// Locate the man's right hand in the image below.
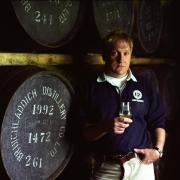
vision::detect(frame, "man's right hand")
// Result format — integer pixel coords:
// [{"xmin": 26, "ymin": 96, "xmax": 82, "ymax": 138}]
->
[{"xmin": 112, "ymin": 116, "xmax": 133, "ymax": 134}]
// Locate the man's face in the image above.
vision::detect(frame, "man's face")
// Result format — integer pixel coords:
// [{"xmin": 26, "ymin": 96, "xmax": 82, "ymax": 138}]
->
[{"xmin": 107, "ymin": 39, "xmax": 132, "ymax": 76}]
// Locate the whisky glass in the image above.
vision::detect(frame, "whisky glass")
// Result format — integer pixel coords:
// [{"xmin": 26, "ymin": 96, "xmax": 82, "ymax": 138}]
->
[{"xmin": 119, "ymin": 102, "xmax": 132, "ymax": 118}]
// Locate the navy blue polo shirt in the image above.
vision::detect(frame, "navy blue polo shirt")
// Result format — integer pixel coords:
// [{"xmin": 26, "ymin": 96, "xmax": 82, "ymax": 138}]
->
[{"xmin": 77, "ymin": 71, "xmax": 166, "ymax": 155}]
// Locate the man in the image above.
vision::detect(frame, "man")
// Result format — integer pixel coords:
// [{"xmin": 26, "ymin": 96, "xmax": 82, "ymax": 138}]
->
[{"xmin": 77, "ymin": 32, "xmax": 166, "ymax": 180}]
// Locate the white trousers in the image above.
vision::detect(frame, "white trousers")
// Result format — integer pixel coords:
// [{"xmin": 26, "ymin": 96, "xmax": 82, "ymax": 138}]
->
[{"xmin": 91, "ymin": 156, "xmax": 155, "ymax": 180}]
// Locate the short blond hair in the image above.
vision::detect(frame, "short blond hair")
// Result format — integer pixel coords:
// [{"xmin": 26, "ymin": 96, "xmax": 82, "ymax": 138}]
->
[{"xmin": 102, "ymin": 31, "xmax": 133, "ymax": 62}]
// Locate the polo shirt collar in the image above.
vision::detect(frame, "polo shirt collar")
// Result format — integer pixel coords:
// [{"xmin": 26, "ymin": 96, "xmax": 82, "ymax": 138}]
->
[{"xmin": 97, "ymin": 69, "xmax": 137, "ymax": 83}]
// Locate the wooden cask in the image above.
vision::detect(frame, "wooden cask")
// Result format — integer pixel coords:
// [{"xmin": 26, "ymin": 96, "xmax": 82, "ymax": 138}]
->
[
  {"xmin": 93, "ymin": 0, "xmax": 134, "ymax": 38},
  {"xmin": 11, "ymin": 0, "xmax": 85, "ymax": 48},
  {"xmin": 133, "ymin": 0, "xmax": 163, "ymax": 55},
  {"xmin": 0, "ymin": 68, "xmax": 74, "ymax": 179}
]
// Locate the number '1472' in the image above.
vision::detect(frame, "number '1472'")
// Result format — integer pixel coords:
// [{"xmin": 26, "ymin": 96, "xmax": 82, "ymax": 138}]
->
[{"xmin": 28, "ymin": 132, "xmax": 51, "ymax": 143}]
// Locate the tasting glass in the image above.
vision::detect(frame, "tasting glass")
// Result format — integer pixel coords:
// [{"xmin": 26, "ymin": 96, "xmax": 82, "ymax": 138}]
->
[{"xmin": 119, "ymin": 102, "xmax": 132, "ymax": 118}]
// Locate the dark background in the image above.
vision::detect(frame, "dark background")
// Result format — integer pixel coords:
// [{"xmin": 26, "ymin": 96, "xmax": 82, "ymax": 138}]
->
[
  {"xmin": 0, "ymin": 0, "xmax": 179, "ymax": 180},
  {"xmin": 0, "ymin": 0, "xmax": 178, "ymax": 58}
]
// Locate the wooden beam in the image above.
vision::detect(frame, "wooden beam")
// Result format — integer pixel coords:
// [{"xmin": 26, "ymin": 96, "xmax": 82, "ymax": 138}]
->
[
  {"xmin": 85, "ymin": 53, "xmax": 175, "ymax": 65},
  {"xmin": 0, "ymin": 52, "xmax": 176, "ymax": 65},
  {"xmin": 0, "ymin": 52, "xmax": 73, "ymax": 65}
]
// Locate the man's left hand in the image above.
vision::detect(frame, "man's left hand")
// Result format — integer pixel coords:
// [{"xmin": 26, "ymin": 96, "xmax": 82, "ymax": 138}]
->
[{"xmin": 134, "ymin": 148, "xmax": 160, "ymax": 164}]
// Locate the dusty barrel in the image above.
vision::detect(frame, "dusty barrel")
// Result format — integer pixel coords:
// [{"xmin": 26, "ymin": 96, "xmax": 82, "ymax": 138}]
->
[
  {"xmin": 11, "ymin": 0, "xmax": 85, "ymax": 48},
  {"xmin": 93, "ymin": 0, "xmax": 134, "ymax": 38},
  {"xmin": 133, "ymin": 0, "xmax": 163, "ymax": 55},
  {"xmin": 0, "ymin": 68, "xmax": 74, "ymax": 180}
]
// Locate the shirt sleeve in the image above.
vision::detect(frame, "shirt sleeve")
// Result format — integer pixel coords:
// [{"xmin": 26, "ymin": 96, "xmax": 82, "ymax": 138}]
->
[{"xmin": 145, "ymin": 75, "xmax": 166, "ymax": 130}]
